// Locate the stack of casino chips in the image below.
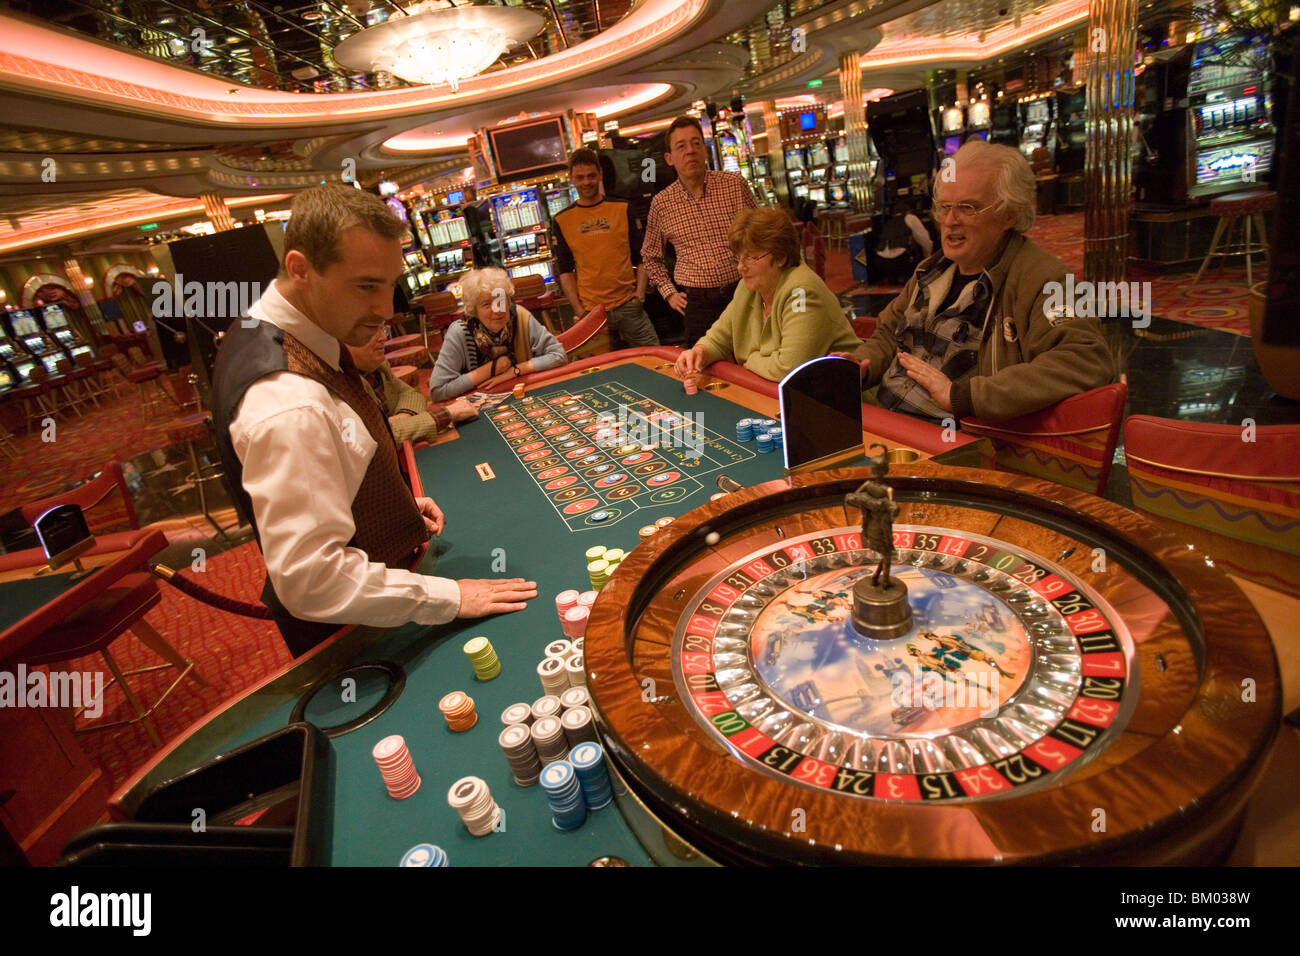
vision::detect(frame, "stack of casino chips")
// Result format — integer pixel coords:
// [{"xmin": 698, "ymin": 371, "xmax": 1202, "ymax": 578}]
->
[
  {"xmin": 587, "ymin": 558, "xmax": 610, "ymax": 590},
  {"xmin": 573, "ymin": 637, "xmax": 585, "ymax": 655},
  {"xmin": 735, "ymin": 418, "xmax": 755, "ymax": 442},
  {"xmin": 544, "ymin": 639, "xmax": 574, "ymax": 662},
  {"xmin": 498, "ymin": 723, "xmax": 543, "ymax": 786},
  {"xmin": 463, "ymin": 636, "xmax": 500, "ymax": 681},
  {"xmin": 683, "ymin": 377, "xmax": 698, "ymax": 396},
  {"xmin": 554, "ymin": 589, "xmax": 580, "ymax": 624},
  {"xmin": 501, "ymin": 702, "xmax": 533, "ymax": 727},
  {"xmin": 447, "ymin": 776, "xmax": 500, "ymax": 837},
  {"xmin": 372, "ymin": 734, "xmax": 421, "ymax": 799},
  {"xmin": 559, "ymin": 686, "xmax": 589, "ymax": 711},
  {"xmin": 530, "ymin": 715, "xmax": 569, "ymax": 764},
  {"xmin": 531, "ymin": 694, "xmax": 562, "ymax": 722},
  {"xmin": 540, "ymin": 760, "xmax": 587, "ymax": 831},
  {"xmin": 564, "ymin": 654, "xmax": 586, "ymax": 687},
  {"xmin": 638, "ymin": 523, "xmax": 658, "ymax": 539},
  {"xmin": 560, "ymin": 704, "xmax": 598, "ymax": 748},
  {"xmin": 570, "ymin": 742, "xmax": 614, "ymax": 810},
  {"xmin": 537, "ymin": 656, "xmax": 569, "ymax": 696},
  {"xmin": 400, "ymin": 844, "xmax": 449, "ymax": 867},
  {"xmin": 578, "ymin": 591, "xmax": 597, "ymax": 611},
  {"xmin": 439, "ymin": 691, "xmax": 477, "ymax": 732},
  {"xmin": 656, "ymin": 517, "xmax": 674, "ymax": 530},
  {"xmin": 562, "ymin": 606, "xmax": 588, "ymax": 640}
]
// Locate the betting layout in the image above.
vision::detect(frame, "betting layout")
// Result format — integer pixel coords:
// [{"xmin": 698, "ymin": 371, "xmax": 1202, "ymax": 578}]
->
[
  {"xmin": 486, "ymin": 379, "xmax": 756, "ymax": 532},
  {"xmin": 674, "ymin": 525, "xmax": 1134, "ymax": 802}
]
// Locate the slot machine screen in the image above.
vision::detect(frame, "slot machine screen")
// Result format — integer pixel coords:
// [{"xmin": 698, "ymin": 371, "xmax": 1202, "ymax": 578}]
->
[
  {"xmin": 808, "ymin": 187, "xmax": 826, "ymax": 203},
  {"xmin": 968, "ymin": 130, "xmax": 989, "ymax": 141},
  {"xmin": 809, "ymin": 144, "xmax": 830, "ymax": 166},
  {"xmin": 811, "ymin": 167, "xmax": 827, "ymax": 185},
  {"xmin": 0, "ymin": 341, "xmax": 18, "ymax": 361},
  {"xmin": 41, "ymin": 305, "xmax": 68, "ymax": 330},
  {"xmin": 785, "ymin": 151, "xmax": 804, "ymax": 170},
  {"xmin": 789, "ymin": 168, "xmax": 805, "ymax": 184},
  {"xmin": 0, "ymin": 369, "xmax": 11, "ymax": 389},
  {"xmin": 944, "ymin": 135, "xmax": 962, "ymax": 155},
  {"xmin": 11, "ymin": 311, "xmax": 39, "ymax": 336},
  {"xmin": 446, "ymin": 190, "xmax": 464, "ymax": 205},
  {"xmin": 794, "ymin": 184, "xmax": 809, "ymax": 199},
  {"xmin": 41, "ymin": 354, "xmax": 61, "ymax": 374},
  {"xmin": 799, "ymin": 111, "xmax": 817, "ymax": 132},
  {"xmin": 967, "ymin": 102, "xmax": 991, "ymax": 128},
  {"xmin": 942, "ymin": 107, "xmax": 965, "ymax": 133},
  {"xmin": 829, "ymin": 185, "xmax": 847, "ymax": 203},
  {"xmin": 833, "ymin": 164, "xmax": 847, "ymax": 180},
  {"xmin": 15, "ymin": 360, "xmax": 37, "ymax": 382},
  {"xmin": 71, "ymin": 345, "xmax": 94, "ymax": 361}
]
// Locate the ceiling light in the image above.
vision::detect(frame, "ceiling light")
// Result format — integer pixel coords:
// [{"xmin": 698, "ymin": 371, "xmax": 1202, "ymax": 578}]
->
[{"xmin": 334, "ymin": 5, "xmax": 542, "ymax": 93}]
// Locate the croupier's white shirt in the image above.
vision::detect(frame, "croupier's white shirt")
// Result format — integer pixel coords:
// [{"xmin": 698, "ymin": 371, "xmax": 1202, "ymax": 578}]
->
[{"xmin": 229, "ymin": 281, "xmax": 461, "ymax": 627}]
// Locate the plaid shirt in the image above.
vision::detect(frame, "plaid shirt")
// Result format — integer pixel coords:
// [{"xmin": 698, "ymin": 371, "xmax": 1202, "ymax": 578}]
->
[
  {"xmin": 876, "ymin": 261, "xmax": 991, "ymax": 423},
  {"xmin": 641, "ymin": 170, "xmax": 758, "ymax": 296}
]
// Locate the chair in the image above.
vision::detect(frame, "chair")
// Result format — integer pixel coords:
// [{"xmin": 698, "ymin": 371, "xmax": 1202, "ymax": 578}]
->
[
  {"xmin": 110, "ymin": 352, "xmax": 169, "ymax": 420},
  {"xmin": 512, "ymin": 274, "xmax": 564, "ymax": 335},
  {"xmin": 21, "ymin": 460, "xmax": 140, "ymax": 536},
  {"xmin": 51, "ymin": 357, "xmax": 96, "ymax": 415},
  {"xmin": 165, "ymin": 413, "xmax": 234, "ymax": 541},
  {"xmin": 74, "ymin": 351, "xmax": 114, "ymax": 405},
  {"xmin": 9, "ymin": 366, "xmax": 57, "ymax": 433},
  {"xmin": 1194, "ymin": 190, "xmax": 1275, "ymax": 285},
  {"xmin": 417, "ymin": 291, "xmax": 462, "ymax": 334},
  {"xmin": 959, "ymin": 383, "xmax": 1128, "ymax": 496},
  {"xmin": 851, "ymin": 316, "xmax": 877, "ymax": 340},
  {"xmin": 1123, "ymin": 415, "xmax": 1300, "ymax": 598},
  {"xmin": 819, "ymin": 209, "xmax": 849, "ymax": 251},
  {"xmin": 556, "ymin": 306, "xmax": 606, "ymax": 359}
]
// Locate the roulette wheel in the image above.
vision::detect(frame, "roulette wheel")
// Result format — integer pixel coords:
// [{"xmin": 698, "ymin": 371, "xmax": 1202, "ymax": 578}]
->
[{"xmin": 585, "ymin": 463, "xmax": 1280, "ymax": 865}]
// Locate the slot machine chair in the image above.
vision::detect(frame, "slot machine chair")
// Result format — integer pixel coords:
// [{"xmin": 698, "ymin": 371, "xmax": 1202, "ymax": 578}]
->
[
  {"xmin": 1194, "ymin": 190, "xmax": 1275, "ymax": 286},
  {"xmin": 511, "ymin": 273, "xmax": 566, "ymax": 336}
]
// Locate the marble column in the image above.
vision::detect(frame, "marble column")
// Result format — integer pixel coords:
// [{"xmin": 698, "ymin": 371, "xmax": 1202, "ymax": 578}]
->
[
  {"xmin": 1084, "ymin": 0, "xmax": 1137, "ymax": 283},
  {"xmin": 839, "ymin": 51, "xmax": 873, "ymax": 214}
]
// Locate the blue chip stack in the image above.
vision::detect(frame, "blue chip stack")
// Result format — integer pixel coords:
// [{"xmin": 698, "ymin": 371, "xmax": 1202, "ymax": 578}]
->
[
  {"xmin": 540, "ymin": 760, "xmax": 587, "ymax": 831},
  {"xmin": 400, "ymin": 843, "xmax": 449, "ymax": 867},
  {"xmin": 735, "ymin": 418, "xmax": 754, "ymax": 442},
  {"xmin": 569, "ymin": 742, "xmax": 614, "ymax": 810},
  {"xmin": 766, "ymin": 426, "xmax": 783, "ymax": 445},
  {"xmin": 758, "ymin": 418, "xmax": 778, "ymax": 431},
  {"xmin": 756, "ymin": 432, "xmax": 774, "ymax": 453}
]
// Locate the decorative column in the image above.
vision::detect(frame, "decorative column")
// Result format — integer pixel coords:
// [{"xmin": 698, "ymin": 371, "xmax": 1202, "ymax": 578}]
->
[
  {"xmin": 201, "ymin": 192, "xmax": 236, "ymax": 232},
  {"xmin": 1083, "ymin": 0, "xmax": 1137, "ymax": 283},
  {"xmin": 761, "ymin": 100, "xmax": 789, "ymax": 208},
  {"xmin": 839, "ymin": 51, "xmax": 873, "ymax": 214},
  {"xmin": 60, "ymin": 256, "xmax": 108, "ymax": 338}
]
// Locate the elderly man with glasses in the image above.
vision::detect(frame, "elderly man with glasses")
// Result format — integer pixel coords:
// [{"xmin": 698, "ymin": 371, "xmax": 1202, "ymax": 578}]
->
[{"xmin": 855, "ymin": 140, "xmax": 1112, "ymax": 424}]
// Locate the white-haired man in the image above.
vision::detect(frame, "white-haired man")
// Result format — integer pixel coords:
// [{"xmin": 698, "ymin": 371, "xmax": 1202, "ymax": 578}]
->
[{"xmin": 855, "ymin": 141, "xmax": 1112, "ymax": 423}]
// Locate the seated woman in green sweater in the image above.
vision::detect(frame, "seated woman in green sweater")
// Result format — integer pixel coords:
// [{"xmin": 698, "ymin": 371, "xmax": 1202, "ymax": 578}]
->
[{"xmin": 674, "ymin": 207, "xmax": 861, "ymax": 382}]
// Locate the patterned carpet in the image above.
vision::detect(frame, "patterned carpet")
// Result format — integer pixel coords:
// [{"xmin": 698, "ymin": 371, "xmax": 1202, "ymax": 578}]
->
[{"xmin": 830, "ymin": 211, "xmax": 1253, "ymax": 336}]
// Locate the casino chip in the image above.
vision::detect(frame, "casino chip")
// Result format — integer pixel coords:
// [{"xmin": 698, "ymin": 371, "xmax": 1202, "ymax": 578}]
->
[
  {"xmin": 538, "ymin": 656, "xmax": 569, "ymax": 696},
  {"xmin": 569, "ymin": 742, "xmax": 614, "ymax": 811},
  {"xmin": 373, "ymin": 735, "xmax": 421, "ymax": 800},
  {"xmin": 561, "ymin": 606, "xmax": 589, "ymax": 640},
  {"xmin": 531, "ymin": 715, "xmax": 569, "ymax": 765},
  {"xmin": 540, "ymin": 760, "xmax": 587, "ymax": 831},
  {"xmin": 564, "ymin": 654, "xmax": 586, "ymax": 688},
  {"xmin": 559, "ymin": 686, "xmax": 589, "ymax": 711},
  {"xmin": 501, "ymin": 702, "xmax": 533, "ymax": 727},
  {"xmin": 544, "ymin": 639, "xmax": 574, "ymax": 661},
  {"xmin": 590, "ymin": 510, "xmax": 612, "ymax": 523},
  {"xmin": 560, "ymin": 704, "xmax": 598, "ymax": 748},
  {"xmin": 463, "ymin": 636, "xmax": 501, "ymax": 681},
  {"xmin": 655, "ymin": 516, "xmax": 674, "ymax": 528},
  {"xmin": 531, "ymin": 694, "xmax": 563, "ymax": 721},
  {"xmin": 638, "ymin": 524, "xmax": 657, "ymax": 538},
  {"xmin": 400, "ymin": 844, "xmax": 448, "ymax": 867},
  {"xmin": 447, "ymin": 776, "xmax": 501, "ymax": 837},
  {"xmin": 499, "ymin": 723, "xmax": 543, "ymax": 787},
  {"xmin": 439, "ymin": 691, "xmax": 478, "ymax": 732}
]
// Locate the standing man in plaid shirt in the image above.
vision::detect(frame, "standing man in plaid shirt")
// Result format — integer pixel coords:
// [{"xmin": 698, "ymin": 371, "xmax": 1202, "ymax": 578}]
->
[{"xmin": 642, "ymin": 115, "xmax": 759, "ymax": 344}]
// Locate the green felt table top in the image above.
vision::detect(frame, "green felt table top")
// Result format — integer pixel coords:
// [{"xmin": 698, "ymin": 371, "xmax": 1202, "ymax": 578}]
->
[
  {"xmin": 173, "ymin": 362, "xmax": 795, "ymax": 867},
  {"xmin": 0, "ymin": 570, "xmax": 79, "ymax": 633}
]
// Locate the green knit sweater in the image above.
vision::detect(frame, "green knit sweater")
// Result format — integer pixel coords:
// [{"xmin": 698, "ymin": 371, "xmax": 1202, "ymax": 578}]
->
[{"xmin": 697, "ymin": 263, "xmax": 861, "ymax": 381}]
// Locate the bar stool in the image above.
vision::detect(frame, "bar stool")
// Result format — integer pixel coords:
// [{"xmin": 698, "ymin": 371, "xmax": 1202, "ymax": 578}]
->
[
  {"xmin": 12, "ymin": 366, "xmax": 58, "ymax": 432},
  {"xmin": 1194, "ymin": 190, "xmax": 1275, "ymax": 285},
  {"xmin": 111, "ymin": 353, "xmax": 170, "ymax": 420},
  {"xmin": 166, "ymin": 412, "xmax": 233, "ymax": 540},
  {"xmin": 55, "ymin": 357, "xmax": 98, "ymax": 413},
  {"xmin": 74, "ymin": 352, "xmax": 113, "ymax": 405},
  {"xmin": 389, "ymin": 365, "xmax": 419, "ymax": 386},
  {"xmin": 819, "ymin": 209, "xmax": 849, "ymax": 251}
]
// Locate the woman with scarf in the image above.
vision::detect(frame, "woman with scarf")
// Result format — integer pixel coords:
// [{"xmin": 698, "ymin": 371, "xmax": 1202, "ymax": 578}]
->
[{"xmin": 429, "ymin": 267, "xmax": 568, "ymax": 401}]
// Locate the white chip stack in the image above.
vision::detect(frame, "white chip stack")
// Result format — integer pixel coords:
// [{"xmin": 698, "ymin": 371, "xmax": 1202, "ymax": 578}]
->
[
  {"xmin": 501, "ymin": 702, "xmax": 533, "ymax": 727},
  {"xmin": 530, "ymin": 715, "xmax": 568, "ymax": 764},
  {"xmin": 498, "ymin": 723, "xmax": 543, "ymax": 786},
  {"xmin": 447, "ymin": 776, "xmax": 500, "ymax": 836},
  {"xmin": 544, "ymin": 639, "xmax": 574, "ymax": 661},
  {"xmin": 531, "ymin": 694, "xmax": 562, "ymax": 721},
  {"xmin": 560, "ymin": 704, "xmax": 598, "ymax": 748},
  {"xmin": 559, "ymin": 686, "xmax": 589, "ymax": 711},
  {"xmin": 564, "ymin": 654, "xmax": 586, "ymax": 687},
  {"xmin": 537, "ymin": 656, "xmax": 568, "ymax": 695}
]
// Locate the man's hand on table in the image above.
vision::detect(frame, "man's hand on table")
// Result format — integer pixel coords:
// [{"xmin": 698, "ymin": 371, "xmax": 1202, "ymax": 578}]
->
[
  {"xmin": 897, "ymin": 353, "xmax": 953, "ymax": 412},
  {"xmin": 674, "ymin": 344, "xmax": 708, "ymax": 378},
  {"xmin": 456, "ymin": 578, "xmax": 539, "ymax": 617},
  {"xmin": 414, "ymin": 496, "xmax": 445, "ymax": 536},
  {"xmin": 446, "ymin": 398, "xmax": 478, "ymax": 423}
]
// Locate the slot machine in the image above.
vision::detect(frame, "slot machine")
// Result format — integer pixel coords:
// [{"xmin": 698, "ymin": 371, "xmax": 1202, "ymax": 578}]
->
[
  {"xmin": 1187, "ymin": 33, "xmax": 1274, "ymax": 197},
  {"xmin": 4, "ymin": 308, "xmax": 65, "ymax": 374},
  {"xmin": 38, "ymin": 304, "xmax": 94, "ymax": 363}
]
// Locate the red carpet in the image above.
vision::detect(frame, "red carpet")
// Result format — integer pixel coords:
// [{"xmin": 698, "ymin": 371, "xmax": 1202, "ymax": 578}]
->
[{"xmin": 829, "ymin": 211, "xmax": 1252, "ymax": 336}]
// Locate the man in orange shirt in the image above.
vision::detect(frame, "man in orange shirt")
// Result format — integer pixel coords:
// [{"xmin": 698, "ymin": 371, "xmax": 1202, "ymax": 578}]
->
[{"xmin": 551, "ymin": 149, "xmax": 659, "ymax": 348}]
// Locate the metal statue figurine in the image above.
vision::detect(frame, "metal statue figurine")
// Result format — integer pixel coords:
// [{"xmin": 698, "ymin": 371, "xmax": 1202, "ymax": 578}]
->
[
  {"xmin": 846, "ymin": 444, "xmax": 913, "ymax": 640},
  {"xmin": 845, "ymin": 445, "xmax": 899, "ymax": 589}
]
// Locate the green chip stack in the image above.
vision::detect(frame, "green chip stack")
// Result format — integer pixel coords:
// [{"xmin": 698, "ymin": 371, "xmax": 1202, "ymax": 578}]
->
[
  {"xmin": 587, "ymin": 558, "xmax": 610, "ymax": 590},
  {"xmin": 463, "ymin": 636, "xmax": 501, "ymax": 681}
]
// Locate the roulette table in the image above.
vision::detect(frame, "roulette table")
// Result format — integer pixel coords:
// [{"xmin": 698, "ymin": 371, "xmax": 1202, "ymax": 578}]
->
[{"xmin": 108, "ymin": 355, "xmax": 1279, "ymax": 866}]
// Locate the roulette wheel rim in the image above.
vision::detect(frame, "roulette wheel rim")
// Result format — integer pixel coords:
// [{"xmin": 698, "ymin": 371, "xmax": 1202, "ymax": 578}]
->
[{"xmin": 585, "ymin": 465, "xmax": 1280, "ymax": 865}]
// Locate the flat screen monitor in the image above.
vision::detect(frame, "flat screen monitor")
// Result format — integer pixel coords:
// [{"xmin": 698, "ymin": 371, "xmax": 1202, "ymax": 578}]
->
[
  {"xmin": 967, "ymin": 102, "xmax": 991, "ymax": 128},
  {"xmin": 799, "ymin": 111, "xmax": 817, "ymax": 131},
  {"xmin": 810, "ymin": 167, "xmax": 827, "ymax": 185},
  {"xmin": 0, "ymin": 341, "xmax": 18, "ymax": 360},
  {"xmin": 944, "ymin": 135, "xmax": 962, "ymax": 155},
  {"xmin": 10, "ymin": 311, "xmax": 39, "ymax": 336},
  {"xmin": 794, "ymin": 184, "xmax": 809, "ymax": 198},
  {"xmin": 788, "ymin": 168, "xmax": 804, "ymax": 184},
  {"xmin": 808, "ymin": 187, "xmax": 826, "ymax": 203},
  {"xmin": 41, "ymin": 305, "xmax": 68, "ymax": 329},
  {"xmin": 833, "ymin": 163, "xmax": 847, "ymax": 180},
  {"xmin": 446, "ymin": 190, "xmax": 464, "ymax": 205},
  {"xmin": 809, "ymin": 144, "xmax": 830, "ymax": 166},
  {"xmin": 41, "ymin": 354, "xmax": 61, "ymax": 374},
  {"xmin": 488, "ymin": 116, "xmax": 569, "ymax": 182},
  {"xmin": 785, "ymin": 150, "xmax": 804, "ymax": 169}
]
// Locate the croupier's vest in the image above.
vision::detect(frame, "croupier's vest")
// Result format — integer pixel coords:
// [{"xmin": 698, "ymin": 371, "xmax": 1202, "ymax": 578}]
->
[{"xmin": 211, "ymin": 319, "xmax": 428, "ymax": 654}]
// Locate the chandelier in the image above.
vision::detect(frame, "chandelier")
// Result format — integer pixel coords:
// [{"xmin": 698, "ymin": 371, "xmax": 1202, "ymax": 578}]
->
[{"xmin": 333, "ymin": 4, "xmax": 544, "ymax": 93}]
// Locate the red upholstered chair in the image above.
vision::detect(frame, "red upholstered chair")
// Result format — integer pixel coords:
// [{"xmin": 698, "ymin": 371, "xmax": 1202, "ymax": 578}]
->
[
  {"xmin": 417, "ymin": 291, "xmax": 462, "ymax": 334},
  {"xmin": 851, "ymin": 316, "xmax": 877, "ymax": 340},
  {"xmin": 959, "ymin": 383, "xmax": 1128, "ymax": 496},
  {"xmin": 556, "ymin": 305, "xmax": 606, "ymax": 359},
  {"xmin": 110, "ymin": 352, "xmax": 169, "ymax": 420},
  {"xmin": 21, "ymin": 460, "xmax": 140, "ymax": 537},
  {"xmin": 1123, "ymin": 416, "xmax": 1300, "ymax": 597},
  {"xmin": 512, "ymin": 273, "xmax": 565, "ymax": 335}
]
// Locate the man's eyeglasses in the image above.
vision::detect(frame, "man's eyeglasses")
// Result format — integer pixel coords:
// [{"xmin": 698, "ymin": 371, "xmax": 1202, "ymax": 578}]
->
[
  {"xmin": 932, "ymin": 200, "xmax": 994, "ymax": 221},
  {"xmin": 733, "ymin": 251, "xmax": 771, "ymax": 266}
]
